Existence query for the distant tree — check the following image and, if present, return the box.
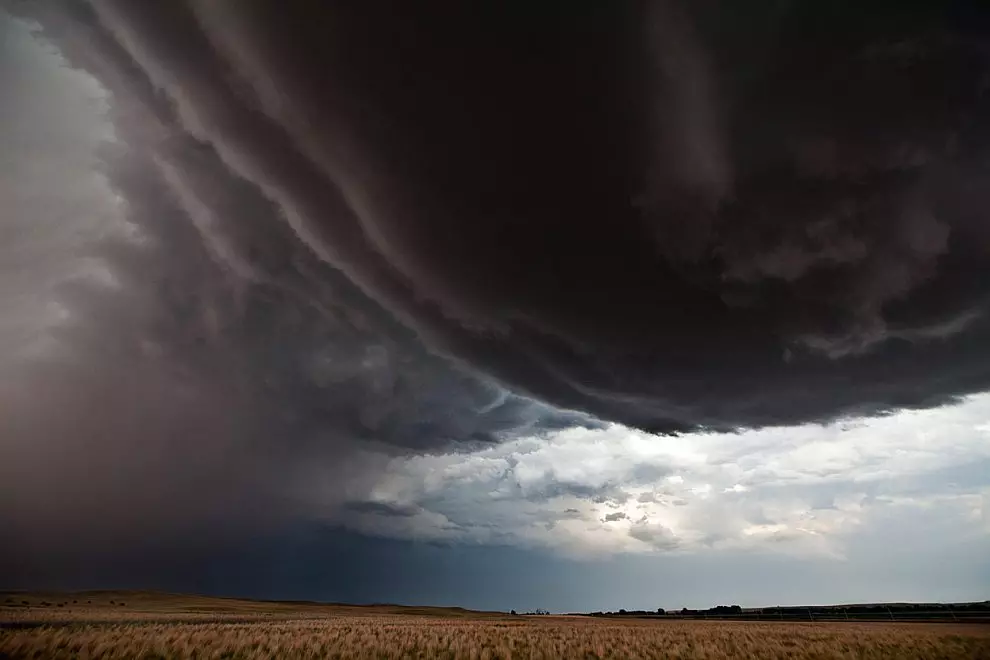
[510,610,517,616]
[708,605,742,615]
[657,608,665,615]
[619,609,627,615]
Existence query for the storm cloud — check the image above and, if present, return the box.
[4,0,990,587]
[0,4,590,567]
[11,0,990,433]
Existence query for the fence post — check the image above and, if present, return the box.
[887,607,895,622]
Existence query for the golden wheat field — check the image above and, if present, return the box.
[2,593,989,659]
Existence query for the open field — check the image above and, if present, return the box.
[0,590,498,623]
[3,592,990,659]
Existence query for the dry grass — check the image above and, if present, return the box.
[4,617,990,659]
[2,594,989,659]
[0,590,495,623]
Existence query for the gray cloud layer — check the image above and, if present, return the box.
[4,0,990,583]
[0,7,590,568]
[12,0,990,434]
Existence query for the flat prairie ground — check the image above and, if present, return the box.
[2,592,989,659]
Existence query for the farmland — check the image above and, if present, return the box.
[3,592,989,659]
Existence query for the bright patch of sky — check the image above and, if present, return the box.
[333,395,990,561]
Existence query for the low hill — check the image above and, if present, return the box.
[0,589,504,623]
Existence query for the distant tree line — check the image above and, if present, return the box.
[681,605,742,616]
[760,602,990,616]
[587,607,671,617]
[583,601,990,619]
[588,605,740,617]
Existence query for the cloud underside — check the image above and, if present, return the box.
[12,0,990,434]
[3,0,990,569]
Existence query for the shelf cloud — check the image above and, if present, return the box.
[3,0,990,589]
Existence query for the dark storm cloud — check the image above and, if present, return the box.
[6,0,990,569]
[344,502,421,519]
[14,0,990,434]
[0,2,592,569]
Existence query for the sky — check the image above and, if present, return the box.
[1,1,988,612]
